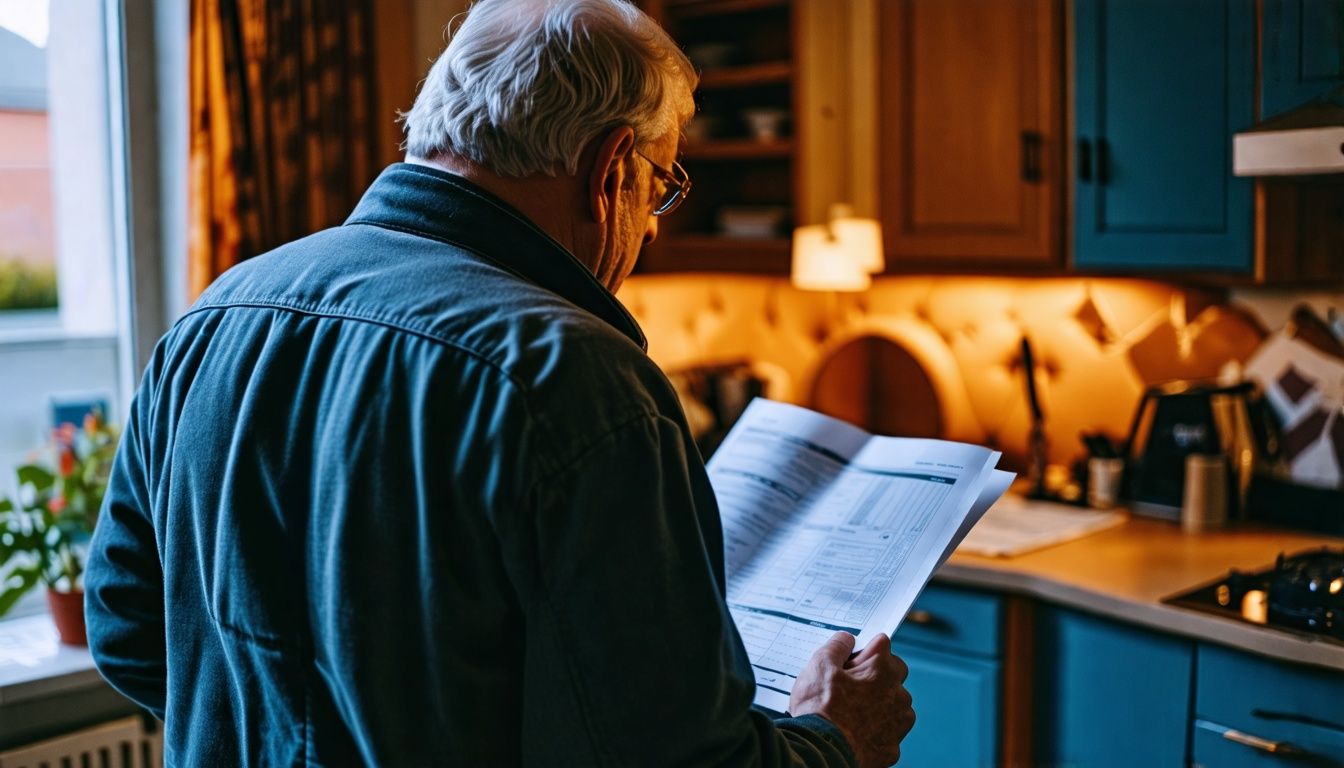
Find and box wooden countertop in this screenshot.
[938,510,1344,671]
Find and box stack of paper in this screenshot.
[955,494,1126,557]
[708,399,1013,713]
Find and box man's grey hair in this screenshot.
[402,0,698,177]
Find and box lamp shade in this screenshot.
[831,216,884,273]
[791,223,871,291]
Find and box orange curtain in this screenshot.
[189,0,377,300]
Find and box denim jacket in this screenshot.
[85,164,856,766]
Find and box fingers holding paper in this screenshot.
[789,631,916,768]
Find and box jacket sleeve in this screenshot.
[517,412,856,767]
[85,383,167,720]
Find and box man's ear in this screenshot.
[588,126,637,224]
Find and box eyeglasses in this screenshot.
[633,149,691,216]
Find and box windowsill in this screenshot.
[0,309,60,330]
[0,325,117,348]
[0,614,104,705]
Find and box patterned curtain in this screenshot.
[189,0,377,300]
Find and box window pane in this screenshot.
[0,0,125,622]
[0,2,57,315]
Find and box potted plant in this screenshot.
[0,410,119,644]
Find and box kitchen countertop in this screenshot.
[4,508,1344,707]
[939,511,1344,671]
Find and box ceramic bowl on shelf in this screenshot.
[686,42,737,70]
[717,205,790,238]
[741,108,789,142]
[683,114,722,142]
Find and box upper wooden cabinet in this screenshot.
[878,0,1063,268]
[637,0,798,274]
[1073,0,1256,274]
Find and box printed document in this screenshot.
[708,399,1012,712]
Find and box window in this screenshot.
[0,2,57,318]
[0,0,128,621]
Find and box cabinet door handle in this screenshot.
[1021,131,1042,183]
[1252,708,1344,734]
[905,609,941,627]
[1193,719,1342,766]
[1077,138,1093,182]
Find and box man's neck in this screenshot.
[407,154,593,268]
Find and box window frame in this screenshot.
[0,0,185,627]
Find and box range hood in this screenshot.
[1233,86,1344,176]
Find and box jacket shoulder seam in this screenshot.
[179,299,533,396]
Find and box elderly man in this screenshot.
[85,0,914,765]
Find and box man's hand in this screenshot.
[788,631,915,768]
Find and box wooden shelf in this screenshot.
[645,234,791,273]
[642,234,791,274]
[667,234,790,249]
[640,0,796,276]
[666,0,789,19]
[698,61,792,89]
[683,140,793,160]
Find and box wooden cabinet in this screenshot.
[1073,0,1256,274]
[891,585,1002,767]
[877,0,1063,268]
[1193,644,1344,767]
[1034,607,1194,767]
[637,0,798,274]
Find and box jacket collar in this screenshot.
[345,162,647,351]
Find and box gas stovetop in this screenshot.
[1163,547,1344,645]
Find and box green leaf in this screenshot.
[0,566,43,617]
[17,465,55,493]
[0,497,11,513]
[85,490,105,526]
[0,528,45,561]
[54,508,84,528]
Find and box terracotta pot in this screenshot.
[46,588,87,646]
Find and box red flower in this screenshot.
[58,448,75,477]
[49,496,67,514]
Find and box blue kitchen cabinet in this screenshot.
[1192,644,1344,767]
[1262,0,1344,116]
[1034,607,1194,767]
[891,585,1002,767]
[890,641,999,767]
[1073,0,1256,272]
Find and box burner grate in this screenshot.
[1164,547,1344,644]
[1267,549,1344,637]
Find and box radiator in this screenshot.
[0,717,163,768]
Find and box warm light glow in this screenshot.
[791,204,884,292]
[833,218,884,273]
[826,203,884,274]
[791,223,871,292]
[1241,589,1268,624]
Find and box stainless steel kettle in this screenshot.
[1123,380,1276,520]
